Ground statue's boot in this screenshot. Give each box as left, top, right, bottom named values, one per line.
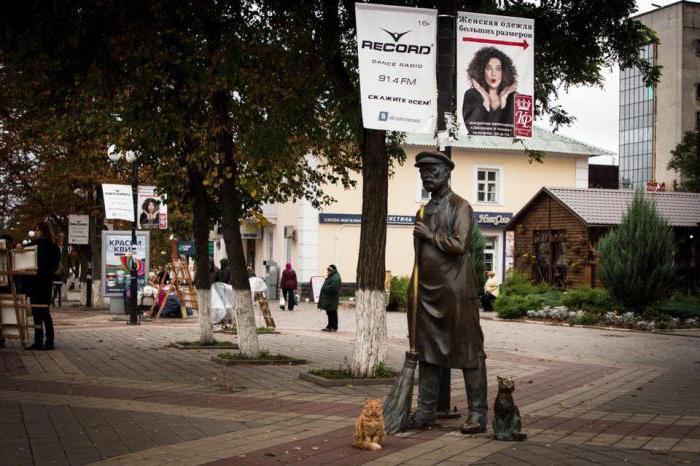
left=459, top=356, right=488, bottom=434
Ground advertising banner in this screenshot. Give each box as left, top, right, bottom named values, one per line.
left=68, top=215, right=90, bottom=245
left=102, top=184, right=134, bottom=221
left=101, top=231, right=150, bottom=297
left=456, top=12, right=534, bottom=138
left=356, top=3, right=437, bottom=133
left=137, top=186, right=168, bottom=230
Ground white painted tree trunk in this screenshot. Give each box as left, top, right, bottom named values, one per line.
left=197, top=288, right=214, bottom=345
left=92, top=279, right=103, bottom=308
left=351, top=289, right=388, bottom=377
left=232, top=288, right=260, bottom=358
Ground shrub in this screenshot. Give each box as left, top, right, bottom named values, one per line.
left=656, top=293, right=700, bottom=320
left=469, top=226, right=486, bottom=296
left=597, top=190, right=675, bottom=313
left=495, top=294, right=545, bottom=319
left=387, top=276, right=410, bottom=311
left=500, top=270, right=551, bottom=297
left=561, top=287, right=613, bottom=314
left=570, top=311, right=601, bottom=326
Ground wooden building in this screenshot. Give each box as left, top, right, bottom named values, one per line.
left=507, top=187, right=700, bottom=289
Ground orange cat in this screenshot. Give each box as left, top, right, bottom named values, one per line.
left=353, top=399, right=386, bottom=451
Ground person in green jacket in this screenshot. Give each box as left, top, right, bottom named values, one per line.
left=318, top=264, right=341, bottom=332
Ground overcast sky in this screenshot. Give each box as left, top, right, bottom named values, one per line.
left=537, top=0, right=695, bottom=165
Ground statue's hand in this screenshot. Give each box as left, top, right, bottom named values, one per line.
left=413, top=221, right=433, bottom=242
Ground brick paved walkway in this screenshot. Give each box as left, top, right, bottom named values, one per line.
left=1, top=302, right=698, bottom=465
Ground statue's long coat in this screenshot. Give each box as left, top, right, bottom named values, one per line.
left=408, top=190, right=484, bottom=369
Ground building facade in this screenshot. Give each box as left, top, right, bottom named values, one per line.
left=216, top=128, right=609, bottom=292
left=619, top=1, right=700, bottom=189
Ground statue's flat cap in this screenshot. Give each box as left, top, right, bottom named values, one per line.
left=414, top=151, right=455, bottom=169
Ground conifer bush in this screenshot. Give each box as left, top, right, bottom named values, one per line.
left=469, top=226, right=486, bottom=296
left=597, top=191, right=675, bottom=313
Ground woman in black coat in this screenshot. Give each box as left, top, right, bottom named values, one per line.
left=25, top=222, right=61, bottom=350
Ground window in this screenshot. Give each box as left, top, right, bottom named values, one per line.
left=695, top=39, right=700, bottom=57
left=696, top=83, right=700, bottom=101
left=697, top=111, right=700, bottom=131
left=477, top=169, right=498, bottom=203
left=416, top=169, right=430, bottom=202
left=483, top=236, right=496, bottom=272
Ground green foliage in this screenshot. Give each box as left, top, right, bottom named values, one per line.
left=500, top=270, right=551, bottom=297
left=561, top=287, right=613, bottom=314
left=656, top=293, right=700, bottom=320
left=309, top=360, right=398, bottom=379
left=387, top=276, right=410, bottom=311
left=570, top=312, right=601, bottom=326
left=667, top=131, right=700, bottom=192
left=597, top=190, right=675, bottom=312
left=495, top=294, right=543, bottom=319
left=217, top=350, right=290, bottom=361
left=469, top=226, right=487, bottom=296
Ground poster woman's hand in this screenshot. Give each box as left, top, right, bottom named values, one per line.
left=499, top=82, right=517, bottom=109
left=471, top=79, right=490, bottom=111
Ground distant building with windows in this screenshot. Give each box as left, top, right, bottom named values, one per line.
left=214, top=128, right=611, bottom=292
left=619, top=1, right=700, bottom=189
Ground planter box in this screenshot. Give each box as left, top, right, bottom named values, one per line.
left=170, top=342, right=239, bottom=350
left=214, top=328, right=280, bottom=335
left=211, top=355, right=307, bottom=366
left=299, top=371, right=398, bottom=387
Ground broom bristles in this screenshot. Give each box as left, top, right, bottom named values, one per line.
left=383, top=352, right=418, bottom=434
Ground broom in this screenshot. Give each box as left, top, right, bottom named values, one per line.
left=384, top=206, right=424, bottom=435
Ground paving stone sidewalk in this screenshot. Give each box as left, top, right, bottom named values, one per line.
left=1, top=302, right=698, bottom=465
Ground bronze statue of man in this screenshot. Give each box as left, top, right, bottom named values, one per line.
left=408, top=150, right=487, bottom=434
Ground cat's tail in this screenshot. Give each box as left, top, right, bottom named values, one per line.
left=353, top=441, right=382, bottom=451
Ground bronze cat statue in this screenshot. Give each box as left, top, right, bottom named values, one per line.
left=493, top=376, right=527, bottom=441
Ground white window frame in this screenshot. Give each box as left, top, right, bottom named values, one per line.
left=415, top=169, right=431, bottom=203
left=482, top=232, right=502, bottom=282
left=472, top=164, right=504, bottom=206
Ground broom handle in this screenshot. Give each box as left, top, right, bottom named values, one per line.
left=410, top=205, right=424, bottom=353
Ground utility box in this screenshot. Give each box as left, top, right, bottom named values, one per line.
left=263, top=260, right=279, bottom=300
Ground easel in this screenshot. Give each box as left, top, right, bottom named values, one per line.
left=151, top=259, right=198, bottom=318
left=0, top=242, right=34, bottom=345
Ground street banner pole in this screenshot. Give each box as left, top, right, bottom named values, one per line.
left=436, top=0, right=459, bottom=420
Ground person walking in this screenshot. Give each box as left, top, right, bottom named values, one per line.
left=481, top=271, right=499, bottom=312
left=25, top=222, right=61, bottom=350
left=279, top=263, right=298, bottom=311
left=317, top=264, right=341, bottom=331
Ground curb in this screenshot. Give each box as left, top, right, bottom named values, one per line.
left=211, top=356, right=307, bottom=366
left=299, top=371, right=398, bottom=387
left=169, top=342, right=239, bottom=350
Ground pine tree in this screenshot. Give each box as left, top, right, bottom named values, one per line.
left=468, top=224, right=486, bottom=296
left=597, top=190, right=675, bottom=312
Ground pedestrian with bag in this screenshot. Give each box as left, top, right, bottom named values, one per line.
left=317, top=264, right=341, bottom=332
left=279, top=263, right=298, bottom=311
left=25, top=222, right=61, bottom=350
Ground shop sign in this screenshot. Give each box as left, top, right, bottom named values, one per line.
left=475, top=211, right=513, bottom=227
left=319, top=213, right=416, bottom=226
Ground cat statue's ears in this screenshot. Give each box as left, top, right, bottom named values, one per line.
left=497, top=376, right=503, bottom=383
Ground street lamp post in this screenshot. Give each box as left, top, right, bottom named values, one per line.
left=108, top=145, right=140, bottom=325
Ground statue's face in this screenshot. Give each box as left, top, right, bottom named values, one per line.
left=419, top=164, right=450, bottom=193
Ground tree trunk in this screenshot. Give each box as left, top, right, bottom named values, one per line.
left=190, top=170, right=214, bottom=345
left=213, top=90, right=260, bottom=358
left=352, top=129, right=389, bottom=377
left=88, top=186, right=103, bottom=308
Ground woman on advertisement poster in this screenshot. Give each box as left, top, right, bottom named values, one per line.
left=462, top=47, right=517, bottom=137
left=139, top=198, right=160, bottom=229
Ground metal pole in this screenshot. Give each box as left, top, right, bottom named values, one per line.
left=436, top=0, right=459, bottom=419
left=129, top=160, right=139, bottom=325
